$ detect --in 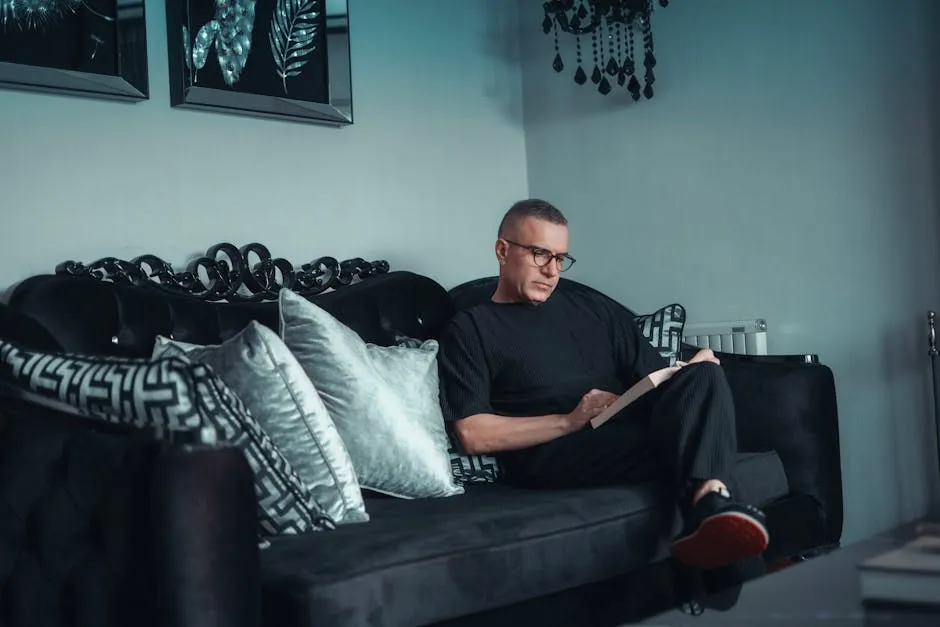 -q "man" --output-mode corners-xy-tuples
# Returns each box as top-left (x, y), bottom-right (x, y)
(437, 198), (768, 571)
